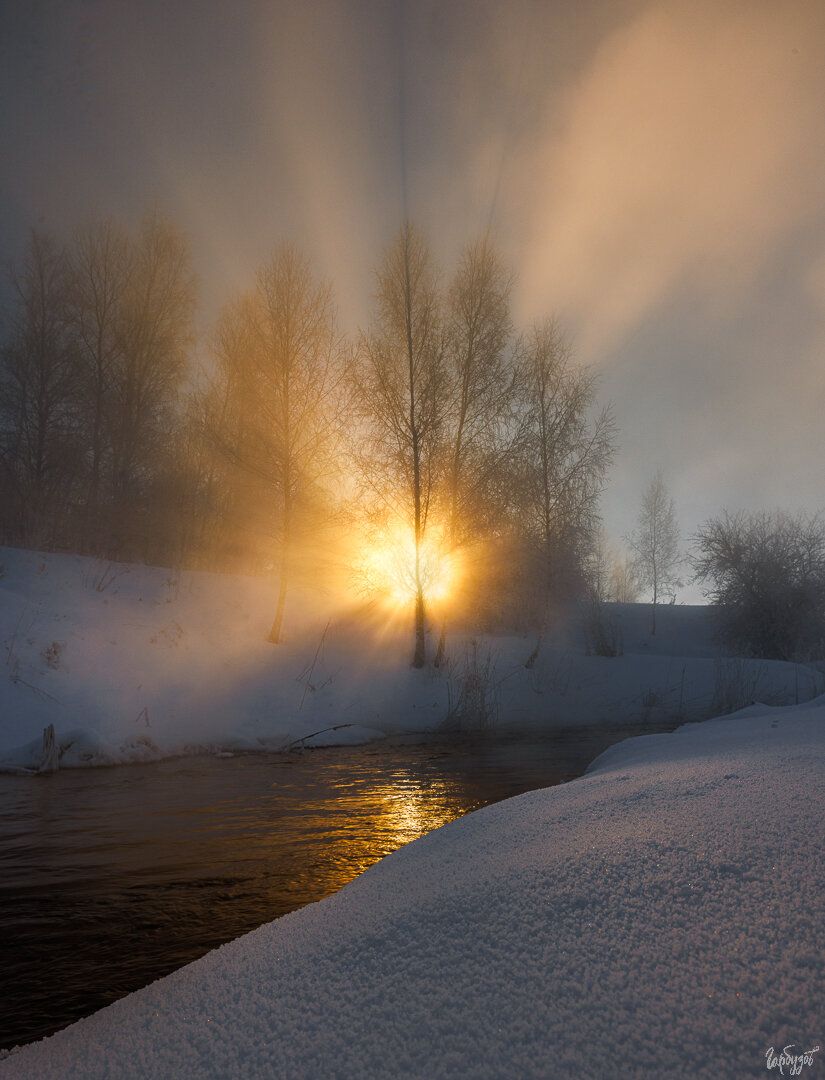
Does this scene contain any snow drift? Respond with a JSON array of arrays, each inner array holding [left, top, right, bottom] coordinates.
[[2, 704, 822, 1078], [1, 546, 822, 771]]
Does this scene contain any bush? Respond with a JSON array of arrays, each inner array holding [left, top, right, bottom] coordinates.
[[444, 639, 500, 732], [709, 657, 769, 716], [583, 599, 621, 657], [693, 510, 825, 660]]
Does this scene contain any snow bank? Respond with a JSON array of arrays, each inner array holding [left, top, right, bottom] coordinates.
[[1, 546, 822, 771], [3, 705, 822, 1079]]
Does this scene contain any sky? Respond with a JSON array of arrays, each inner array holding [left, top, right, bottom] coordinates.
[[2, 0, 825, 597]]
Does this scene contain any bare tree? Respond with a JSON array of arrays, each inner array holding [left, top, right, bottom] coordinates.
[[207, 244, 346, 642], [587, 525, 617, 604], [610, 552, 641, 603], [627, 470, 681, 634], [198, 295, 264, 568], [442, 236, 518, 545], [693, 509, 825, 660], [518, 320, 615, 664], [66, 220, 132, 547], [0, 216, 196, 561], [0, 231, 78, 544], [355, 223, 446, 667], [433, 236, 520, 663], [107, 214, 196, 555]]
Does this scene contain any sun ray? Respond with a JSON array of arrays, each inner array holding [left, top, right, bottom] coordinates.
[[354, 522, 458, 610]]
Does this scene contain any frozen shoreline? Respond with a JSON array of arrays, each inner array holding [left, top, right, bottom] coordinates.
[[2, 546, 822, 773], [2, 545, 823, 1075], [2, 703, 823, 1079]]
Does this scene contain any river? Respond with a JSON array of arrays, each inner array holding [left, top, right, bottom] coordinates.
[[0, 722, 676, 1049]]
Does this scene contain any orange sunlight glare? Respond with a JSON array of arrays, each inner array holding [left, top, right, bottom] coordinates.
[[356, 523, 458, 609]]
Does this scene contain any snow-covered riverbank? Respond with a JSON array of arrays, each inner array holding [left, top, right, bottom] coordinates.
[[1, 546, 822, 771], [2, 702, 822, 1079]]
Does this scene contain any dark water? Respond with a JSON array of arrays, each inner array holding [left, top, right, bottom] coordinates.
[[0, 723, 673, 1050]]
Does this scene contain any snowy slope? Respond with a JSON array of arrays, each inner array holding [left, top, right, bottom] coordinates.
[[1, 546, 822, 770], [2, 705, 822, 1079], [601, 599, 719, 656]]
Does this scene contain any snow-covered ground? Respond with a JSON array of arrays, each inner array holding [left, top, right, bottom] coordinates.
[[2, 701, 822, 1079], [1, 546, 822, 771], [1, 546, 823, 1076]]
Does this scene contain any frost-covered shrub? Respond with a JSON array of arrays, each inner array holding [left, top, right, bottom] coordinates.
[[693, 510, 825, 661], [709, 657, 768, 716], [583, 600, 621, 657], [445, 640, 500, 731]]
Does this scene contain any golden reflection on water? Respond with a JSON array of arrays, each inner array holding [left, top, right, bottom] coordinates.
[[0, 726, 665, 1050], [7, 739, 573, 1052], [320, 772, 470, 884], [206, 764, 476, 905], [234, 770, 474, 899], [375, 779, 461, 850]]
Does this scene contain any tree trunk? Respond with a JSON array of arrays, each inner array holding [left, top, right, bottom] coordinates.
[[526, 541, 553, 668], [404, 225, 427, 669], [434, 619, 447, 667], [413, 587, 427, 668], [267, 517, 290, 643], [267, 571, 289, 644], [267, 483, 292, 644], [524, 632, 543, 670]]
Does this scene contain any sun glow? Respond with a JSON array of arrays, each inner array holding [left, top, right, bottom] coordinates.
[[356, 523, 457, 608]]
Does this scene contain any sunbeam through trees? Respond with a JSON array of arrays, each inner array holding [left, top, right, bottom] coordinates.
[[0, 213, 616, 663]]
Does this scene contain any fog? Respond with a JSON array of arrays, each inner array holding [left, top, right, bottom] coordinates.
[[3, 0, 825, 567]]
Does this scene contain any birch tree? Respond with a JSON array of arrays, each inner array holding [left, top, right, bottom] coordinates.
[[519, 319, 615, 664], [106, 214, 195, 554], [66, 220, 132, 546], [434, 235, 519, 663], [355, 224, 446, 667], [0, 231, 78, 543], [208, 244, 346, 642], [627, 470, 681, 634]]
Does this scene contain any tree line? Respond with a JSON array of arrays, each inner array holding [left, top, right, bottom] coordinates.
[[5, 212, 821, 664], [0, 215, 615, 658], [200, 225, 616, 663], [600, 472, 825, 662], [0, 216, 196, 564]]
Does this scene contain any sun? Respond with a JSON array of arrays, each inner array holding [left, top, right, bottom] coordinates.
[[356, 522, 457, 608]]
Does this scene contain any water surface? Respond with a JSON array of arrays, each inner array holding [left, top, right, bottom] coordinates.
[[0, 723, 674, 1049]]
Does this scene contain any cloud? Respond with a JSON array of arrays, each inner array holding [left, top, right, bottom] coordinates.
[[515, 0, 825, 355], [4, 0, 825, 541]]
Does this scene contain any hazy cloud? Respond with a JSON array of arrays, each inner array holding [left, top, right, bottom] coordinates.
[[516, 0, 825, 352], [3, 0, 825, 563]]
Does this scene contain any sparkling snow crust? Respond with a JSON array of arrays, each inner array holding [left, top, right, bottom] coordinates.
[[3, 706, 822, 1079]]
